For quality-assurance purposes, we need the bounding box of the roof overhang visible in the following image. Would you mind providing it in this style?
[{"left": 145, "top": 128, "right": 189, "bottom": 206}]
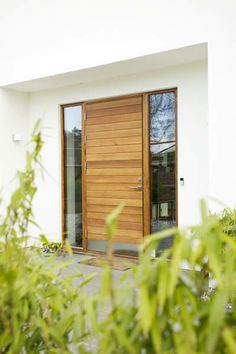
[{"left": 2, "top": 42, "right": 207, "bottom": 93}]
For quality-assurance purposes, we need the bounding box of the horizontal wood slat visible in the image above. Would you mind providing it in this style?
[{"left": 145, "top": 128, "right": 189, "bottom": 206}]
[
  {"left": 88, "top": 233, "right": 142, "bottom": 244},
  {"left": 87, "top": 204, "right": 142, "bottom": 215},
  {"left": 87, "top": 168, "right": 142, "bottom": 176},
  {"left": 87, "top": 190, "right": 142, "bottom": 200},
  {"left": 88, "top": 226, "right": 142, "bottom": 237},
  {"left": 87, "top": 144, "right": 141, "bottom": 154},
  {"left": 87, "top": 197, "right": 142, "bottom": 207},
  {"left": 86, "top": 136, "right": 142, "bottom": 147},
  {"left": 86, "top": 96, "right": 142, "bottom": 111},
  {"left": 86, "top": 120, "right": 141, "bottom": 133},
  {"left": 86, "top": 96, "right": 143, "bottom": 246},
  {"left": 87, "top": 218, "right": 142, "bottom": 231},
  {"left": 86, "top": 112, "right": 142, "bottom": 126},
  {"left": 86, "top": 176, "right": 142, "bottom": 184},
  {"left": 87, "top": 211, "right": 143, "bottom": 222},
  {"left": 87, "top": 183, "right": 141, "bottom": 191},
  {"left": 87, "top": 152, "right": 142, "bottom": 162},
  {"left": 87, "top": 160, "right": 142, "bottom": 169},
  {"left": 87, "top": 104, "right": 141, "bottom": 118},
  {"left": 87, "top": 128, "right": 141, "bottom": 140}
]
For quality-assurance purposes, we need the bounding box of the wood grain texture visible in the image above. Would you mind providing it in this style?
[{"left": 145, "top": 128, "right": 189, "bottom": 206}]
[
  {"left": 87, "top": 183, "right": 141, "bottom": 191},
  {"left": 87, "top": 104, "right": 141, "bottom": 118},
  {"left": 86, "top": 175, "right": 142, "bottom": 184},
  {"left": 86, "top": 120, "right": 141, "bottom": 133},
  {"left": 60, "top": 106, "right": 65, "bottom": 245},
  {"left": 87, "top": 128, "right": 141, "bottom": 140},
  {"left": 143, "top": 94, "right": 151, "bottom": 237},
  {"left": 87, "top": 152, "right": 142, "bottom": 162},
  {"left": 88, "top": 226, "right": 142, "bottom": 238},
  {"left": 87, "top": 144, "right": 141, "bottom": 154},
  {"left": 88, "top": 233, "right": 142, "bottom": 244},
  {"left": 82, "top": 103, "right": 87, "bottom": 250},
  {"left": 87, "top": 160, "right": 142, "bottom": 169},
  {"left": 85, "top": 95, "right": 144, "bottom": 246},
  {"left": 86, "top": 112, "right": 142, "bottom": 126},
  {"left": 86, "top": 136, "right": 142, "bottom": 147},
  {"left": 61, "top": 88, "right": 178, "bottom": 253},
  {"left": 87, "top": 218, "right": 142, "bottom": 231},
  {"left": 87, "top": 190, "right": 142, "bottom": 199},
  {"left": 87, "top": 167, "right": 142, "bottom": 176},
  {"left": 87, "top": 211, "right": 143, "bottom": 222},
  {"left": 86, "top": 96, "right": 142, "bottom": 111},
  {"left": 87, "top": 197, "right": 142, "bottom": 207},
  {"left": 87, "top": 204, "right": 142, "bottom": 215}
]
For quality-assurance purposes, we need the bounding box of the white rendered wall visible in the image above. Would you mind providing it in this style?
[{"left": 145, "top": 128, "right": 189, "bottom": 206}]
[
  {"left": 0, "top": 89, "right": 29, "bottom": 204},
  {"left": 1, "top": 0, "right": 235, "bottom": 213},
  {"left": 0, "top": 0, "right": 231, "bottom": 86},
  {"left": 28, "top": 60, "right": 207, "bottom": 241}
]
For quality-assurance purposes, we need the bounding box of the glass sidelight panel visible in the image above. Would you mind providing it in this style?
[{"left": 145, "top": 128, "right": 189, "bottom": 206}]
[
  {"left": 150, "top": 92, "right": 175, "bottom": 143},
  {"left": 149, "top": 92, "right": 176, "bottom": 250},
  {"left": 63, "top": 105, "right": 83, "bottom": 247},
  {"left": 151, "top": 143, "right": 176, "bottom": 231}
]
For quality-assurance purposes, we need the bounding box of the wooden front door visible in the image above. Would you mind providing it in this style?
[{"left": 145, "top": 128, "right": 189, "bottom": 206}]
[{"left": 84, "top": 95, "right": 144, "bottom": 249}]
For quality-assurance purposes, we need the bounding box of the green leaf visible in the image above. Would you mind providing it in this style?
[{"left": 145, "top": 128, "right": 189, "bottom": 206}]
[
  {"left": 64, "top": 239, "right": 73, "bottom": 256},
  {"left": 206, "top": 290, "right": 228, "bottom": 353},
  {"left": 223, "top": 327, "right": 236, "bottom": 354},
  {"left": 106, "top": 203, "right": 124, "bottom": 240},
  {"left": 40, "top": 234, "right": 48, "bottom": 244},
  {"left": 32, "top": 118, "right": 42, "bottom": 136},
  {"left": 168, "top": 232, "right": 184, "bottom": 297}
]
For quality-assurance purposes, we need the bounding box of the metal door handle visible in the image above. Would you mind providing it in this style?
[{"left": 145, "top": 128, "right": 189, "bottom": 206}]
[{"left": 128, "top": 185, "right": 143, "bottom": 190}]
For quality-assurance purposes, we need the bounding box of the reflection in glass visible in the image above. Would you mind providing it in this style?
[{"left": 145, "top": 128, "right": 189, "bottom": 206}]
[
  {"left": 149, "top": 92, "right": 175, "bottom": 143},
  {"left": 151, "top": 143, "right": 176, "bottom": 231},
  {"left": 149, "top": 92, "right": 176, "bottom": 251},
  {"left": 64, "top": 106, "right": 83, "bottom": 247}
]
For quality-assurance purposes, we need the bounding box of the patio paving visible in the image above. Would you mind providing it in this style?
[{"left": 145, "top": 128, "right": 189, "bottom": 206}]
[{"left": 58, "top": 253, "right": 128, "bottom": 296}]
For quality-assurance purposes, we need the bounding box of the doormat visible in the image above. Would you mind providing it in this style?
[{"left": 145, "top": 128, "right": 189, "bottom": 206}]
[
  {"left": 113, "top": 249, "right": 139, "bottom": 257},
  {"left": 79, "top": 256, "right": 137, "bottom": 271}
]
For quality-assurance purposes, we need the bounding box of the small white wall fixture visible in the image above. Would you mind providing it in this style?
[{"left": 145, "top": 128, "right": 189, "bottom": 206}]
[{"left": 12, "top": 133, "right": 22, "bottom": 142}]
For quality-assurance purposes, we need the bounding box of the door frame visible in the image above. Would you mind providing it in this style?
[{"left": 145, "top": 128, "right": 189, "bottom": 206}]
[
  {"left": 60, "top": 102, "right": 87, "bottom": 253},
  {"left": 60, "top": 88, "right": 178, "bottom": 253},
  {"left": 142, "top": 88, "right": 178, "bottom": 237}
]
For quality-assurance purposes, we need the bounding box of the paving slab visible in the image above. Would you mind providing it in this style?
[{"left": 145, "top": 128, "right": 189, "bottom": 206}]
[{"left": 57, "top": 253, "right": 126, "bottom": 296}]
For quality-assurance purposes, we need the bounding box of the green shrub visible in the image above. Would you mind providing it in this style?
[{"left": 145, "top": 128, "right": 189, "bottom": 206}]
[
  {"left": 0, "top": 122, "right": 236, "bottom": 353},
  {"left": 219, "top": 208, "right": 236, "bottom": 237},
  {"left": 88, "top": 203, "right": 236, "bottom": 354},
  {"left": 41, "top": 241, "right": 62, "bottom": 254},
  {"left": 0, "top": 122, "right": 94, "bottom": 353}
]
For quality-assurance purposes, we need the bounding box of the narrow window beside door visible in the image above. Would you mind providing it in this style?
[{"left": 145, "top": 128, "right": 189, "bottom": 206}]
[
  {"left": 63, "top": 105, "right": 83, "bottom": 247},
  {"left": 149, "top": 91, "right": 176, "bottom": 248}
]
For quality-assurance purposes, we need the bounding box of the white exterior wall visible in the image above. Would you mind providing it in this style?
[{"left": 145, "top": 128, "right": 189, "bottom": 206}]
[
  {"left": 0, "top": 1, "right": 232, "bottom": 86},
  {"left": 27, "top": 60, "right": 207, "bottom": 241},
  {"left": 0, "top": 89, "right": 29, "bottom": 203},
  {"left": 0, "top": 0, "right": 235, "bottom": 236}
]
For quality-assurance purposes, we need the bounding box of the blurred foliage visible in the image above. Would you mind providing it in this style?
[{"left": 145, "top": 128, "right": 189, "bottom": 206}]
[
  {"left": 92, "top": 202, "right": 236, "bottom": 354},
  {"left": 0, "top": 122, "right": 94, "bottom": 353},
  {"left": 218, "top": 208, "right": 236, "bottom": 238},
  {"left": 41, "top": 241, "right": 62, "bottom": 254},
  {"left": 0, "top": 122, "right": 236, "bottom": 353}
]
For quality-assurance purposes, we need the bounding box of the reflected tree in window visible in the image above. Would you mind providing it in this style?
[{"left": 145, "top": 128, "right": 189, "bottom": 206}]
[
  {"left": 150, "top": 92, "right": 175, "bottom": 143},
  {"left": 64, "top": 106, "right": 83, "bottom": 247},
  {"left": 149, "top": 92, "right": 176, "bottom": 251}
]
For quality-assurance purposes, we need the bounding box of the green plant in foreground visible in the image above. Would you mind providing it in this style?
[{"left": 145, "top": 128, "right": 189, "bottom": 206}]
[
  {"left": 219, "top": 208, "right": 236, "bottom": 238},
  {"left": 91, "top": 203, "right": 236, "bottom": 354},
  {"left": 0, "top": 122, "right": 94, "bottom": 353},
  {"left": 0, "top": 122, "right": 236, "bottom": 353}
]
